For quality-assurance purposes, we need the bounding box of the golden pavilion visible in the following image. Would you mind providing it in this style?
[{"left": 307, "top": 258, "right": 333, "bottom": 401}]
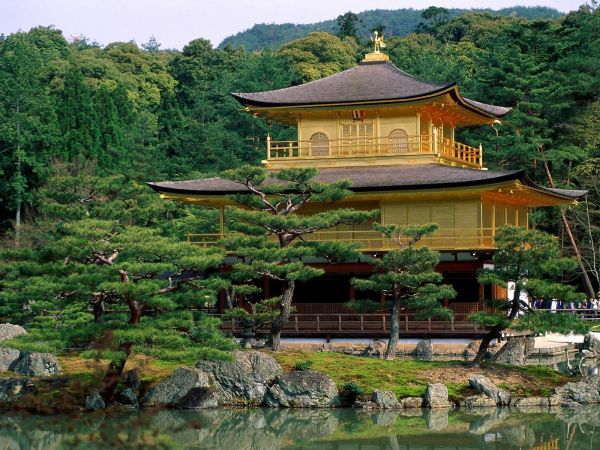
[{"left": 149, "top": 50, "right": 585, "bottom": 337}]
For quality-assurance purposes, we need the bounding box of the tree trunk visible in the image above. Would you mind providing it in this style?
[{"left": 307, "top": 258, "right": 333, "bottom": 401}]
[
  {"left": 471, "top": 324, "right": 503, "bottom": 366},
  {"left": 92, "top": 297, "right": 105, "bottom": 322},
  {"left": 14, "top": 206, "right": 21, "bottom": 248},
  {"left": 127, "top": 298, "right": 142, "bottom": 324},
  {"left": 542, "top": 160, "right": 595, "bottom": 298},
  {"left": 385, "top": 297, "right": 400, "bottom": 360},
  {"left": 471, "top": 286, "right": 522, "bottom": 366},
  {"left": 100, "top": 342, "right": 132, "bottom": 402},
  {"left": 269, "top": 279, "right": 295, "bottom": 351}
]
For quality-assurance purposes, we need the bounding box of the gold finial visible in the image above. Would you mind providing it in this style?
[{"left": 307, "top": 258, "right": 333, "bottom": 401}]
[
  {"left": 369, "top": 31, "right": 387, "bottom": 53},
  {"left": 363, "top": 31, "right": 389, "bottom": 62}
]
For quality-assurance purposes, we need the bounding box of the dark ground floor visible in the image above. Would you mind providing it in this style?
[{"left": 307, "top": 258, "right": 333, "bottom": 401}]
[{"left": 216, "top": 256, "right": 505, "bottom": 338}]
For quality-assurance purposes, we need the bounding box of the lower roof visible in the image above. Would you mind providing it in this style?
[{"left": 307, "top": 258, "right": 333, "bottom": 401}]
[{"left": 147, "top": 164, "right": 586, "bottom": 202}]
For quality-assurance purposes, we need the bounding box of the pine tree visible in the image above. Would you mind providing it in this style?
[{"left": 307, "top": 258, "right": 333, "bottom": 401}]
[
  {"left": 220, "top": 165, "right": 378, "bottom": 350},
  {"left": 0, "top": 173, "right": 236, "bottom": 403},
  {"left": 348, "top": 223, "right": 455, "bottom": 359},
  {"left": 470, "top": 225, "right": 588, "bottom": 365}
]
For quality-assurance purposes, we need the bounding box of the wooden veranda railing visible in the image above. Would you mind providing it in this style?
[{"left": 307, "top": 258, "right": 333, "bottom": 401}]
[
  {"left": 219, "top": 312, "right": 487, "bottom": 337},
  {"left": 266, "top": 135, "right": 483, "bottom": 168},
  {"left": 187, "top": 227, "right": 498, "bottom": 251}
]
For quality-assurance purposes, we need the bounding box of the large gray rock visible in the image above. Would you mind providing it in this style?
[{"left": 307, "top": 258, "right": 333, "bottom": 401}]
[
  {"left": 400, "top": 396, "right": 424, "bottom": 408},
  {"left": 85, "top": 392, "right": 105, "bottom": 410},
  {"left": 414, "top": 339, "right": 434, "bottom": 358},
  {"left": 511, "top": 397, "right": 551, "bottom": 409},
  {"left": 0, "top": 324, "right": 27, "bottom": 342},
  {"left": 424, "top": 383, "right": 452, "bottom": 408},
  {"left": 177, "top": 387, "right": 219, "bottom": 409},
  {"left": 0, "top": 347, "right": 20, "bottom": 372},
  {"left": 552, "top": 376, "right": 600, "bottom": 405},
  {"left": 371, "top": 390, "right": 401, "bottom": 409},
  {"left": 267, "top": 371, "right": 340, "bottom": 408},
  {"left": 117, "top": 388, "right": 139, "bottom": 407},
  {"left": 196, "top": 351, "right": 282, "bottom": 406},
  {"left": 463, "top": 340, "right": 480, "bottom": 357},
  {"left": 583, "top": 333, "right": 600, "bottom": 355},
  {"left": 363, "top": 340, "right": 387, "bottom": 358},
  {"left": 462, "top": 395, "right": 498, "bottom": 408},
  {"left": 492, "top": 337, "right": 535, "bottom": 366},
  {"left": 469, "top": 375, "right": 511, "bottom": 406},
  {"left": 0, "top": 378, "right": 34, "bottom": 402},
  {"left": 142, "top": 367, "right": 209, "bottom": 407},
  {"left": 11, "top": 352, "right": 61, "bottom": 377}
]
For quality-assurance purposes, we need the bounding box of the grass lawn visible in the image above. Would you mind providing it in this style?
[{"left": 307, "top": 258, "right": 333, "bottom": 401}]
[
  {"left": 4, "top": 350, "right": 568, "bottom": 403},
  {"left": 272, "top": 351, "right": 569, "bottom": 400}
]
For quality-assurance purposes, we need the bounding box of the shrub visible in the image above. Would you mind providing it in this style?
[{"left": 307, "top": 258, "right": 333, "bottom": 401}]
[{"left": 293, "top": 360, "right": 314, "bottom": 371}]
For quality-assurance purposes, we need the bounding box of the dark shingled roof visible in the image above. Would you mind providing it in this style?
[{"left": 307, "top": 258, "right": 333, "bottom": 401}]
[
  {"left": 147, "top": 164, "right": 586, "bottom": 200},
  {"left": 232, "top": 60, "right": 511, "bottom": 118}
]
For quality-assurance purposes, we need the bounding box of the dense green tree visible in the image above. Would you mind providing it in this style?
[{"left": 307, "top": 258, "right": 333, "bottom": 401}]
[
  {"left": 278, "top": 32, "right": 358, "bottom": 82},
  {"left": 470, "top": 226, "right": 587, "bottom": 365},
  {"left": 58, "top": 66, "right": 100, "bottom": 162},
  {"left": 348, "top": 224, "right": 455, "bottom": 359},
  {"left": 337, "top": 12, "right": 360, "bottom": 40},
  {"left": 220, "top": 166, "right": 378, "bottom": 350},
  {"left": 0, "top": 31, "right": 59, "bottom": 243},
  {"left": 416, "top": 7, "right": 451, "bottom": 36}
]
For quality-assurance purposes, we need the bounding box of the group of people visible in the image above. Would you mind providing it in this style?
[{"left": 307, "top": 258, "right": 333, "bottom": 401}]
[{"left": 530, "top": 296, "right": 600, "bottom": 312}]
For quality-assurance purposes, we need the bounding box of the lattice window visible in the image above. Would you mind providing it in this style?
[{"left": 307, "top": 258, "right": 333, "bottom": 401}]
[
  {"left": 388, "top": 128, "right": 409, "bottom": 153},
  {"left": 310, "top": 132, "right": 329, "bottom": 157}
]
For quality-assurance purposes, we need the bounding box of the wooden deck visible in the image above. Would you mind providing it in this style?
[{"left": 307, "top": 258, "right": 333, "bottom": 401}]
[{"left": 219, "top": 312, "right": 489, "bottom": 338}]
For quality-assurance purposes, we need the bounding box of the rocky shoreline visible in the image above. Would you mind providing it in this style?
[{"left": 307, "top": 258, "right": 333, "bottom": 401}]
[{"left": 2, "top": 322, "right": 600, "bottom": 413}]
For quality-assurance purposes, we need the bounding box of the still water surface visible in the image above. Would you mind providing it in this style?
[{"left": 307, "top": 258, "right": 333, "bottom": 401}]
[{"left": 1, "top": 406, "right": 599, "bottom": 449}]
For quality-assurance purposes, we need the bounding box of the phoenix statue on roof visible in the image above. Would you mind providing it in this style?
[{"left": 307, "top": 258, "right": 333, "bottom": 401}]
[{"left": 370, "top": 31, "right": 387, "bottom": 53}]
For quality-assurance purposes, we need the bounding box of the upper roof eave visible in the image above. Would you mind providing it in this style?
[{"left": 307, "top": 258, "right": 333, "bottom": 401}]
[{"left": 231, "top": 60, "right": 511, "bottom": 120}]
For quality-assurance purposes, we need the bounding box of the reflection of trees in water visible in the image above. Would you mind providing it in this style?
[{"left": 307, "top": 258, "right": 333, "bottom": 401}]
[{"left": 1, "top": 406, "right": 600, "bottom": 449}]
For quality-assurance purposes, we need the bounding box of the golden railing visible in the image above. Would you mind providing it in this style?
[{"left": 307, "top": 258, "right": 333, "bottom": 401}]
[
  {"left": 266, "top": 135, "right": 483, "bottom": 168},
  {"left": 187, "top": 227, "right": 497, "bottom": 251}
]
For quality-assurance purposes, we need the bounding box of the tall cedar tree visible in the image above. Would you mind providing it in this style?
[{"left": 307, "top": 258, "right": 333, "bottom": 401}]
[
  {"left": 348, "top": 223, "right": 455, "bottom": 359},
  {"left": 470, "top": 225, "right": 588, "bottom": 365},
  {"left": 221, "top": 166, "right": 378, "bottom": 350}
]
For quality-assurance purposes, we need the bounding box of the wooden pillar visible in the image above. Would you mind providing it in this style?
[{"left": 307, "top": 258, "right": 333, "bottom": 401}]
[
  {"left": 376, "top": 110, "right": 381, "bottom": 154},
  {"left": 491, "top": 203, "right": 496, "bottom": 237},
  {"left": 218, "top": 265, "right": 226, "bottom": 313},
  {"left": 416, "top": 113, "right": 421, "bottom": 152},
  {"left": 219, "top": 203, "right": 225, "bottom": 238}
]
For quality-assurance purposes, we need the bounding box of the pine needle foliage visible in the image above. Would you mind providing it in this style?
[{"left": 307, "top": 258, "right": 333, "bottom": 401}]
[
  {"left": 0, "top": 174, "right": 237, "bottom": 402},
  {"left": 349, "top": 223, "right": 455, "bottom": 359},
  {"left": 469, "top": 225, "right": 588, "bottom": 365},
  {"left": 220, "top": 165, "right": 379, "bottom": 350}
]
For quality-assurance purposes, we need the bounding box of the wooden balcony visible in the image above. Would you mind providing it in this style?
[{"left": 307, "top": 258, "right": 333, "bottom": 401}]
[
  {"left": 266, "top": 135, "right": 483, "bottom": 169},
  {"left": 187, "top": 227, "right": 497, "bottom": 251}
]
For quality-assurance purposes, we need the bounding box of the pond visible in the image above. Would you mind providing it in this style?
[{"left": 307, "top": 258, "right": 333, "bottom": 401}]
[{"left": 2, "top": 406, "right": 600, "bottom": 449}]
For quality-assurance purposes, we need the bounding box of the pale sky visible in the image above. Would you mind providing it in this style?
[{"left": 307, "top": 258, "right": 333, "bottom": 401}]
[{"left": 1, "top": 0, "right": 589, "bottom": 49}]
